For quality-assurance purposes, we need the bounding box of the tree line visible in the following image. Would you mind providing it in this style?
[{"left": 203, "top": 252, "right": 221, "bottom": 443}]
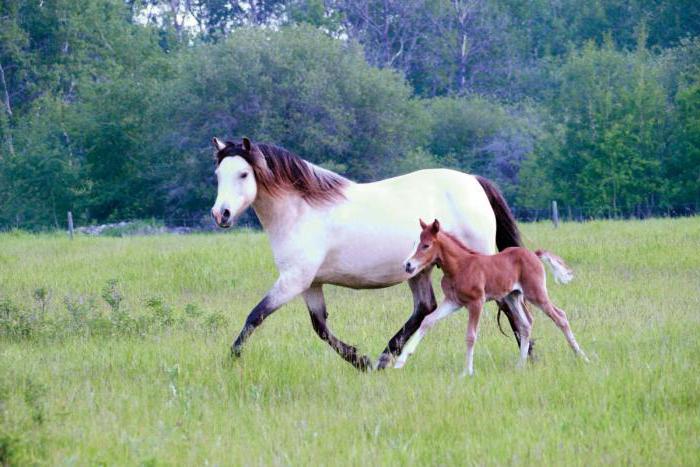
[{"left": 1, "top": 0, "right": 698, "bottom": 229}]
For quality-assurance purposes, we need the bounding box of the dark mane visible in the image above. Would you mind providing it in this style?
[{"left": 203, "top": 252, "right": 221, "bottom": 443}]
[
  {"left": 216, "top": 141, "right": 349, "bottom": 205},
  {"left": 440, "top": 231, "right": 481, "bottom": 255}
]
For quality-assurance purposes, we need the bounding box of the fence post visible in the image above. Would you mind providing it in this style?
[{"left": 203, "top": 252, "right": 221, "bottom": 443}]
[
  {"left": 552, "top": 201, "right": 559, "bottom": 228},
  {"left": 67, "top": 211, "right": 74, "bottom": 240}
]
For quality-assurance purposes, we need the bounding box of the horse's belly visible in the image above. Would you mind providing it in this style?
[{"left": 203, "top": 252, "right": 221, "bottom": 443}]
[{"left": 314, "top": 234, "right": 414, "bottom": 288}]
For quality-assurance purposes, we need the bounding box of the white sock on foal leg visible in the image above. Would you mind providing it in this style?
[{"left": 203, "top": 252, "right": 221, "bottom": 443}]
[
  {"left": 394, "top": 330, "right": 425, "bottom": 368},
  {"left": 394, "top": 300, "right": 460, "bottom": 369},
  {"left": 513, "top": 299, "right": 531, "bottom": 369}
]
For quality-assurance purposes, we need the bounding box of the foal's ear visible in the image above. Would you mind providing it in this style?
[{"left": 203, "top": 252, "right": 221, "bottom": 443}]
[
  {"left": 212, "top": 137, "right": 226, "bottom": 152},
  {"left": 431, "top": 219, "right": 440, "bottom": 234},
  {"left": 419, "top": 218, "right": 428, "bottom": 230}
]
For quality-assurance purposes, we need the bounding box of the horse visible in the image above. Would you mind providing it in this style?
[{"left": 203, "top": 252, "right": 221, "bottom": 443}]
[
  {"left": 396, "top": 219, "right": 588, "bottom": 375},
  {"left": 210, "top": 137, "right": 531, "bottom": 371}
]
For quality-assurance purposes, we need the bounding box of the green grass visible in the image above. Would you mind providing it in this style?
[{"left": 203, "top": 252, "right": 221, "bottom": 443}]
[{"left": 1, "top": 218, "right": 699, "bottom": 465}]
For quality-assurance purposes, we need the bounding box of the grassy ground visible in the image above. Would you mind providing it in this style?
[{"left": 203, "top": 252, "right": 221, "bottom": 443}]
[{"left": 1, "top": 218, "right": 699, "bottom": 465}]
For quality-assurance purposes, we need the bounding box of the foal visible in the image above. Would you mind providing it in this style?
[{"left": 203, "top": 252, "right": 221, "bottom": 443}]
[{"left": 395, "top": 219, "right": 588, "bottom": 375}]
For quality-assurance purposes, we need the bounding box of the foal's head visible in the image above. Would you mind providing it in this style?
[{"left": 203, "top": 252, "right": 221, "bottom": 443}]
[
  {"left": 404, "top": 219, "right": 442, "bottom": 276},
  {"left": 210, "top": 137, "right": 268, "bottom": 228}
]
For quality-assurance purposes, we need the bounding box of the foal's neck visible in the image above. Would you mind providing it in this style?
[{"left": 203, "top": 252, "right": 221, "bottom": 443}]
[{"left": 437, "top": 232, "right": 479, "bottom": 276}]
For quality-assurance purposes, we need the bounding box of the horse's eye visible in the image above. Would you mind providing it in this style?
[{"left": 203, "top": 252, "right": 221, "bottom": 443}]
[
  {"left": 240, "top": 172, "right": 248, "bottom": 179},
  {"left": 421, "top": 244, "right": 429, "bottom": 250}
]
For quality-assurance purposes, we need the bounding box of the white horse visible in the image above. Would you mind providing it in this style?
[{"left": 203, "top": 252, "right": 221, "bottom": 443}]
[{"left": 210, "top": 137, "right": 529, "bottom": 370}]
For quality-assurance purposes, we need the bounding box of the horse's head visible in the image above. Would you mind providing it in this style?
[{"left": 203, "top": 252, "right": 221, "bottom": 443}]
[
  {"left": 404, "top": 219, "right": 441, "bottom": 276},
  {"left": 210, "top": 137, "right": 268, "bottom": 228}
]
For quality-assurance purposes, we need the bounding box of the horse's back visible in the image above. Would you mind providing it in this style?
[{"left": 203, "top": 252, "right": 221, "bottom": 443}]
[{"left": 344, "top": 168, "right": 495, "bottom": 245}]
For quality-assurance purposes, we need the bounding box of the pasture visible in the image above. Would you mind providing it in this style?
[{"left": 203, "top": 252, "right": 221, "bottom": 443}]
[{"left": 1, "top": 218, "right": 699, "bottom": 465}]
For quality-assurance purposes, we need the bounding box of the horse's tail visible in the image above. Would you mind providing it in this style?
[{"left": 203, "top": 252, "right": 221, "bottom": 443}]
[
  {"left": 535, "top": 250, "right": 574, "bottom": 284},
  {"left": 475, "top": 176, "right": 526, "bottom": 342},
  {"left": 475, "top": 176, "right": 522, "bottom": 250}
]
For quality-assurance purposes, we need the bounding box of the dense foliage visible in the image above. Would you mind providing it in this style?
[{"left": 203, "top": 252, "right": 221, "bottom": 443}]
[{"left": 0, "top": 0, "right": 698, "bottom": 228}]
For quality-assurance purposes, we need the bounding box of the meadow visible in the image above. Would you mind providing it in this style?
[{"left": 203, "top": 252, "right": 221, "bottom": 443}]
[{"left": 1, "top": 218, "right": 699, "bottom": 465}]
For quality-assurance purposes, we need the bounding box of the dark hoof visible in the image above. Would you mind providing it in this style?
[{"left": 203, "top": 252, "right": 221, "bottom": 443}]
[
  {"left": 231, "top": 345, "right": 242, "bottom": 358},
  {"left": 527, "top": 339, "right": 537, "bottom": 361},
  {"left": 375, "top": 353, "right": 393, "bottom": 371},
  {"left": 355, "top": 355, "right": 373, "bottom": 372}
]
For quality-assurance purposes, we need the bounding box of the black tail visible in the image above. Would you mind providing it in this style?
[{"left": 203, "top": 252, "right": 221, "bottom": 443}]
[
  {"left": 475, "top": 175, "right": 521, "bottom": 250},
  {"left": 475, "top": 176, "right": 533, "bottom": 353}
]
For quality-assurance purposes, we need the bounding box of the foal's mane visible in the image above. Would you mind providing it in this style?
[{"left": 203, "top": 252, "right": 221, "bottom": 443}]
[
  {"left": 439, "top": 231, "right": 480, "bottom": 255},
  {"left": 217, "top": 141, "right": 349, "bottom": 205}
]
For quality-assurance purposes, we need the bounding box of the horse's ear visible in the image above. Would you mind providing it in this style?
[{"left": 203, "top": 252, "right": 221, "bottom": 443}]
[
  {"left": 212, "top": 137, "right": 226, "bottom": 151},
  {"left": 419, "top": 218, "right": 428, "bottom": 230},
  {"left": 431, "top": 219, "right": 440, "bottom": 234},
  {"left": 243, "top": 137, "right": 270, "bottom": 173}
]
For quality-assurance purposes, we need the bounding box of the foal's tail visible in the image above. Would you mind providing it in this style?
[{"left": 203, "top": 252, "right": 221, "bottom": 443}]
[{"left": 535, "top": 250, "right": 574, "bottom": 284}]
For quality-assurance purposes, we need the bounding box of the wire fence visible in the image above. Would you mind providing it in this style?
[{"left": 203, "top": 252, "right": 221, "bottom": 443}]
[
  {"left": 1, "top": 202, "right": 697, "bottom": 233},
  {"left": 511, "top": 203, "right": 699, "bottom": 223}
]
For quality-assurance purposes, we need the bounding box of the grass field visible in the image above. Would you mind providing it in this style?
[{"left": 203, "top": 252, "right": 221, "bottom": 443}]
[{"left": 1, "top": 218, "right": 699, "bottom": 465}]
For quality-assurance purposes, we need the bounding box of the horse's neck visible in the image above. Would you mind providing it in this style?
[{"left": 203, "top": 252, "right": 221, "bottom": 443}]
[{"left": 252, "top": 191, "right": 306, "bottom": 241}]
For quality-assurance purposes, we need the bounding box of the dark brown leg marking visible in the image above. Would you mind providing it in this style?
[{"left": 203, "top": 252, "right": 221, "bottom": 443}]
[
  {"left": 376, "top": 270, "right": 437, "bottom": 370},
  {"left": 305, "top": 286, "right": 372, "bottom": 371},
  {"left": 231, "top": 295, "right": 273, "bottom": 357}
]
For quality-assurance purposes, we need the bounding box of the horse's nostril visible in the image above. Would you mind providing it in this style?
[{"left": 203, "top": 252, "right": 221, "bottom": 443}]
[{"left": 222, "top": 209, "right": 231, "bottom": 222}]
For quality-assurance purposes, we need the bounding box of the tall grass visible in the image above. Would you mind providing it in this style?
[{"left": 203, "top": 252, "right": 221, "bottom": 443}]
[{"left": 1, "top": 218, "right": 699, "bottom": 465}]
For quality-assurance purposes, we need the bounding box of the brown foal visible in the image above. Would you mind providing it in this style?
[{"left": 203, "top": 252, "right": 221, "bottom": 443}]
[{"left": 396, "top": 219, "right": 588, "bottom": 375}]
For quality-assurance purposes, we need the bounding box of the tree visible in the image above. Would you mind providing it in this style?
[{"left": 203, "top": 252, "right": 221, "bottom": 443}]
[{"left": 546, "top": 38, "right": 668, "bottom": 213}]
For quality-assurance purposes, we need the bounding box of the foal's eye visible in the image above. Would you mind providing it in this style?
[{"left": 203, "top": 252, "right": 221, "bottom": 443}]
[
  {"left": 240, "top": 172, "right": 248, "bottom": 179},
  {"left": 421, "top": 244, "right": 429, "bottom": 250}
]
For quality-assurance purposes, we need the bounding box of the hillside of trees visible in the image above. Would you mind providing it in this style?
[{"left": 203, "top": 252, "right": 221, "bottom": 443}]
[{"left": 1, "top": 0, "right": 698, "bottom": 229}]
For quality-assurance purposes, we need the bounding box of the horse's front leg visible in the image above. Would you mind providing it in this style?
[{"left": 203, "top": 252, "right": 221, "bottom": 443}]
[
  {"left": 376, "top": 269, "right": 437, "bottom": 370},
  {"left": 231, "top": 273, "right": 310, "bottom": 357},
  {"left": 303, "top": 285, "right": 372, "bottom": 371}
]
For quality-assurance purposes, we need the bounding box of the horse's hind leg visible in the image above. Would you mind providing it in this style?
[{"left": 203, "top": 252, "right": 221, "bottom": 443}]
[
  {"left": 535, "top": 299, "right": 588, "bottom": 361},
  {"left": 376, "top": 269, "right": 437, "bottom": 370},
  {"left": 303, "top": 285, "right": 372, "bottom": 371},
  {"left": 505, "top": 293, "right": 532, "bottom": 368}
]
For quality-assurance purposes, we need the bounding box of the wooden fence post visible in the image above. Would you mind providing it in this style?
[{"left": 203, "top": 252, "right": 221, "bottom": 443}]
[
  {"left": 552, "top": 201, "right": 559, "bottom": 228},
  {"left": 67, "top": 211, "right": 74, "bottom": 240}
]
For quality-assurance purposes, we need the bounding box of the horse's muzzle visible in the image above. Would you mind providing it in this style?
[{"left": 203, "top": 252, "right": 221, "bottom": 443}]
[{"left": 212, "top": 207, "right": 233, "bottom": 228}]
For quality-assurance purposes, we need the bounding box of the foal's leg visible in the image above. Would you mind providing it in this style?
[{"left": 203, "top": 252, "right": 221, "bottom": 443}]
[
  {"left": 462, "top": 300, "right": 483, "bottom": 377},
  {"left": 303, "top": 285, "right": 372, "bottom": 371},
  {"left": 496, "top": 299, "right": 536, "bottom": 358},
  {"left": 394, "top": 300, "right": 461, "bottom": 369},
  {"left": 231, "top": 273, "right": 309, "bottom": 358},
  {"left": 377, "top": 269, "right": 437, "bottom": 370},
  {"left": 536, "top": 300, "right": 588, "bottom": 361}
]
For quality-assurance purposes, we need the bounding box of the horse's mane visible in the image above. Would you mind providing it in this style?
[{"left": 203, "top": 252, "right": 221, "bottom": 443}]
[
  {"left": 440, "top": 231, "right": 480, "bottom": 255},
  {"left": 217, "top": 141, "right": 349, "bottom": 205}
]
